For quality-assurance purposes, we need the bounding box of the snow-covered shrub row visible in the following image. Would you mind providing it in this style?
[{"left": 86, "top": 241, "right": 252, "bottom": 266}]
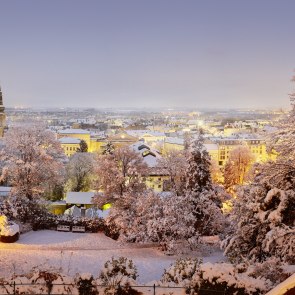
[
  {"left": 32, "top": 214, "right": 105, "bottom": 233},
  {"left": 0, "top": 257, "right": 141, "bottom": 295},
  {"left": 161, "top": 258, "right": 291, "bottom": 295},
  {"left": 0, "top": 199, "right": 106, "bottom": 233},
  {"left": 0, "top": 196, "right": 50, "bottom": 225}
]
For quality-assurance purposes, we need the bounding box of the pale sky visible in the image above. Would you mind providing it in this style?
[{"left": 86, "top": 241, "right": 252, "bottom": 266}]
[{"left": 0, "top": 0, "right": 295, "bottom": 109}]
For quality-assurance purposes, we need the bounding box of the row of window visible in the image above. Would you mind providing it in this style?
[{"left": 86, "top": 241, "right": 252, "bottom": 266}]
[{"left": 65, "top": 146, "right": 79, "bottom": 151}]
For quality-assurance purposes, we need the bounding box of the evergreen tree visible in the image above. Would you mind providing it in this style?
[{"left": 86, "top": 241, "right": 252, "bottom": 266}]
[
  {"left": 77, "top": 139, "right": 88, "bottom": 153},
  {"left": 103, "top": 141, "right": 115, "bottom": 155},
  {"left": 186, "top": 133, "right": 212, "bottom": 192}
]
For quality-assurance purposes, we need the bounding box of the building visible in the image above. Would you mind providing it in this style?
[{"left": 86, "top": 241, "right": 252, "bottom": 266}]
[
  {"left": 57, "top": 128, "right": 106, "bottom": 156},
  {"left": 131, "top": 142, "right": 169, "bottom": 192},
  {"left": 58, "top": 137, "right": 81, "bottom": 157},
  {"left": 0, "top": 86, "right": 6, "bottom": 137},
  {"left": 214, "top": 138, "right": 272, "bottom": 166}
]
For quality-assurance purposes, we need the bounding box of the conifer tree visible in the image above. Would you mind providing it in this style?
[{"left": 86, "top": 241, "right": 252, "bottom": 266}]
[
  {"left": 77, "top": 139, "right": 88, "bottom": 153},
  {"left": 103, "top": 141, "right": 115, "bottom": 155},
  {"left": 185, "top": 132, "right": 212, "bottom": 192}
]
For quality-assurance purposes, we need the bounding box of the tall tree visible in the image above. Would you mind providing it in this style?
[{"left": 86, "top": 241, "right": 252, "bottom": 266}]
[
  {"left": 94, "top": 146, "right": 147, "bottom": 199},
  {"left": 224, "top": 145, "right": 254, "bottom": 189},
  {"left": 151, "top": 135, "right": 225, "bottom": 252},
  {"left": 66, "top": 153, "right": 95, "bottom": 192},
  {"left": 186, "top": 133, "right": 212, "bottom": 192},
  {"left": 223, "top": 73, "right": 295, "bottom": 264},
  {"left": 0, "top": 125, "right": 65, "bottom": 200},
  {"left": 157, "top": 149, "right": 187, "bottom": 195}
]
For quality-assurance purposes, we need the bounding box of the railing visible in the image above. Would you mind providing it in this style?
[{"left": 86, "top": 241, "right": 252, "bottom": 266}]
[{"left": 0, "top": 282, "right": 229, "bottom": 295}]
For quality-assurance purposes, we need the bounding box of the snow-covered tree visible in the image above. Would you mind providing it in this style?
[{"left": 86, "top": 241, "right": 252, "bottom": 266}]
[
  {"left": 224, "top": 145, "right": 254, "bottom": 190},
  {"left": 183, "top": 134, "right": 225, "bottom": 236},
  {"left": 186, "top": 133, "right": 212, "bottom": 192},
  {"left": 263, "top": 72, "right": 295, "bottom": 189},
  {"left": 0, "top": 125, "right": 65, "bottom": 200},
  {"left": 65, "top": 152, "right": 95, "bottom": 192},
  {"left": 157, "top": 149, "right": 187, "bottom": 195},
  {"left": 94, "top": 146, "right": 147, "bottom": 199},
  {"left": 139, "top": 135, "right": 226, "bottom": 253},
  {"left": 210, "top": 159, "right": 223, "bottom": 185},
  {"left": 222, "top": 181, "right": 295, "bottom": 264},
  {"left": 222, "top": 76, "right": 295, "bottom": 264}
]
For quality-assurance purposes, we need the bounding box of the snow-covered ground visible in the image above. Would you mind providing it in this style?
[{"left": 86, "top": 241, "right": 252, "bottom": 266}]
[{"left": 0, "top": 230, "right": 225, "bottom": 284}]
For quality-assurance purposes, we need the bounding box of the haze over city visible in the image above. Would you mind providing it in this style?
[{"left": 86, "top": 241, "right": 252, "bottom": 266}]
[{"left": 1, "top": 0, "right": 295, "bottom": 109}]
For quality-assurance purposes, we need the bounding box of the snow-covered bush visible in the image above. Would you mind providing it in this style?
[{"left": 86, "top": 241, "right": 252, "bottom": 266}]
[
  {"left": 104, "top": 217, "right": 120, "bottom": 240},
  {"left": 161, "top": 259, "right": 273, "bottom": 295},
  {"left": 30, "top": 212, "right": 105, "bottom": 233},
  {"left": 0, "top": 196, "right": 50, "bottom": 225},
  {"left": 75, "top": 273, "right": 99, "bottom": 295},
  {"left": 99, "top": 257, "right": 138, "bottom": 295},
  {"left": 161, "top": 258, "right": 202, "bottom": 286},
  {"left": 0, "top": 215, "right": 19, "bottom": 243},
  {"left": 11, "top": 267, "right": 77, "bottom": 295},
  {"left": 0, "top": 278, "right": 11, "bottom": 295},
  {"left": 191, "top": 262, "right": 269, "bottom": 295},
  {"left": 246, "top": 258, "right": 291, "bottom": 287}
]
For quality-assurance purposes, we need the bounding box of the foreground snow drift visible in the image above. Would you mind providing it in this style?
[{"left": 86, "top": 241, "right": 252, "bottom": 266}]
[{"left": 0, "top": 230, "right": 225, "bottom": 283}]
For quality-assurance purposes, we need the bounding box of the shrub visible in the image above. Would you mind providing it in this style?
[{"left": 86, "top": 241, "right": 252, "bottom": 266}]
[
  {"left": 161, "top": 259, "right": 271, "bottom": 295},
  {"left": 75, "top": 273, "right": 99, "bottom": 295},
  {"left": 99, "top": 257, "right": 138, "bottom": 295}
]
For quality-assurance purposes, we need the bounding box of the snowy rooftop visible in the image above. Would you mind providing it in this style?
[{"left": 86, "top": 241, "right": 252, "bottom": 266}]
[
  {"left": 165, "top": 137, "right": 184, "bottom": 145},
  {"left": 65, "top": 192, "right": 96, "bottom": 205},
  {"left": 58, "top": 128, "right": 90, "bottom": 135},
  {"left": 59, "top": 137, "right": 81, "bottom": 144},
  {"left": 126, "top": 130, "right": 165, "bottom": 138},
  {"left": 0, "top": 186, "right": 11, "bottom": 197},
  {"left": 0, "top": 186, "right": 11, "bottom": 192},
  {"left": 204, "top": 143, "right": 219, "bottom": 151},
  {"left": 131, "top": 142, "right": 162, "bottom": 167}
]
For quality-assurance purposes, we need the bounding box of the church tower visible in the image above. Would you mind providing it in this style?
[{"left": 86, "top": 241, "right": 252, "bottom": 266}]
[{"left": 0, "top": 86, "right": 6, "bottom": 137}]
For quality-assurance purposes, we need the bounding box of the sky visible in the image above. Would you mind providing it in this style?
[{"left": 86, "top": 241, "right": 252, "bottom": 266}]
[{"left": 0, "top": 0, "right": 295, "bottom": 109}]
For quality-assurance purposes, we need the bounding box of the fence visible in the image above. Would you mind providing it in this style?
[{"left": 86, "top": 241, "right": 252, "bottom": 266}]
[{"left": 0, "top": 282, "right": 229, "bottom": 295}]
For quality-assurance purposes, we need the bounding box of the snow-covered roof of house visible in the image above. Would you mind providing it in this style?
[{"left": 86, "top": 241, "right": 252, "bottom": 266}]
[
  {"left": 65, "top": 192, "right": 96, "bottom": 205},
  {"left": 0, "top": 186, "right": 11, "bottom": 197},
  {"left": 59, "top": 137, "right": 81, "bottom": 144},
  {"left": 130, "top": 142, "right": 162, "bottom": 167},
  {"left": 165, "top": 137, "right": 184, "bottom": 145},
  {"left": 58, "top": 129, "right": 90, "bottom": 135},
  {"left": 0, "top": 186, "right": 11, "bottom": 192},
  {"left": 126, "top": 130, "right": 165, "bottom": 138},
  {"left": 204, "top": 143, "right": 219, "bottom": 151},
  {"left": 187, "top": 119, "right": 199, "bottom": 125}
]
